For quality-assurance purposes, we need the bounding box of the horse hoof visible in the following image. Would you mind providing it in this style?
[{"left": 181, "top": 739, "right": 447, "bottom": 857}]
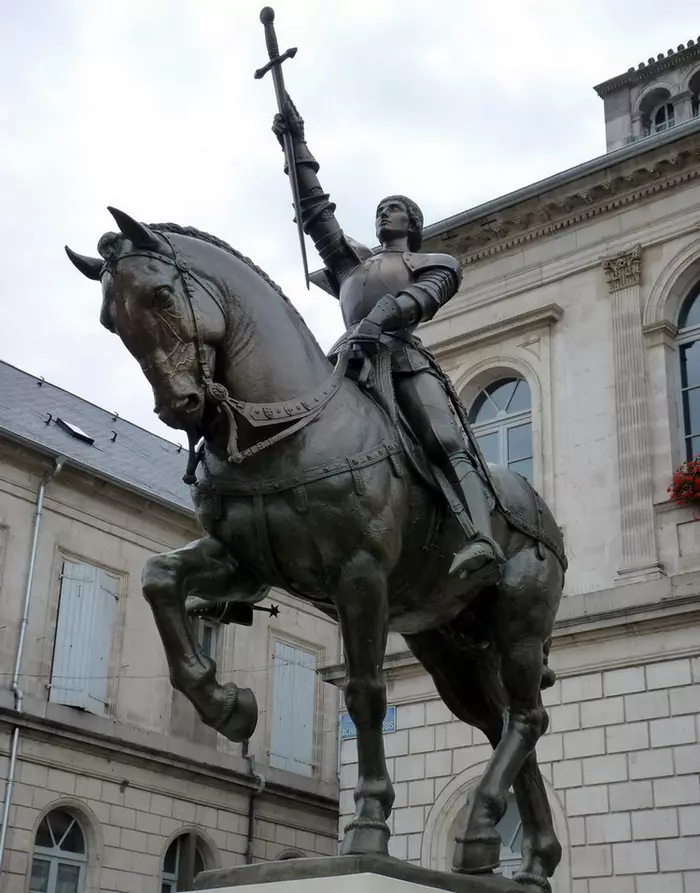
[
  {"left": 514, "top": 873, "right": 551, "bottom": 893},
  {"left": 213, "top": 684, "right": 258, "bottom": 742},
  {"left": 341, "top": 818, "right": 390, "bottom": 857},
  {"left": 452, "top": 835, "right": 501, "bottom": 874}
]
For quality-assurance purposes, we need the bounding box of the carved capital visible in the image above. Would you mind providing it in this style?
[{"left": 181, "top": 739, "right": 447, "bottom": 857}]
[{"left": 603, "top": 245, "right": 642, "bottom": 293}]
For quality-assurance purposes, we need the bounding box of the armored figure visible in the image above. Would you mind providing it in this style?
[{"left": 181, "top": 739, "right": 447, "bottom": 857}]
[{"left": 272, "top": 99, "right": 504, "bottom": 581}]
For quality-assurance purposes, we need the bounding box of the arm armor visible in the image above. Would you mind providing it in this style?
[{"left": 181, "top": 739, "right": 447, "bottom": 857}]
[
  {"left": 284, "top": 141, "right": 357, "bottom": 282},
  {"left": 364, "top": 267, "right": 460, "bottom": 332}
]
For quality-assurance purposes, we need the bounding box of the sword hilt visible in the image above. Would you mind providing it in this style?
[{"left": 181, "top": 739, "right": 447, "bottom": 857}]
[{"left": 260, "top": 7, "right": 279, "bottom": 59}]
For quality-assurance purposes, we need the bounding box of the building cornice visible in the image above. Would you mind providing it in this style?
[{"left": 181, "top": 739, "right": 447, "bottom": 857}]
[
  {"left": 594, "top": 39, "right": 700, "bottom": 96},
  {"left": 420, "top": 119, "right": 700, "bottom": 266},
  {"left": 0, "top": 699, "right": 338, "bottom": 815}
]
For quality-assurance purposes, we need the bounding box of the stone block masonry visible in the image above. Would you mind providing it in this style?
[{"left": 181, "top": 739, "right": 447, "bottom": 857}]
[{"left": 338, "top": 655, "right": 700, "bottom": 890}]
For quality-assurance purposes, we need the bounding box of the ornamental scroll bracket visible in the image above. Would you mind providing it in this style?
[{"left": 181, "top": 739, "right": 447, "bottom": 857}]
[{"left": 603, "top": 244, "right": 642, "bottom": 294}]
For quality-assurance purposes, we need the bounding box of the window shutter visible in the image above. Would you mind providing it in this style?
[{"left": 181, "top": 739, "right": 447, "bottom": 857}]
[
  {"left": 85, "top": 569, "right": 118, "bottom": 714},
  {"left": 270, "top": 643, "right": 316, "bottom": 776},
  {"left": 50, "top": 562, "right": 117, "bottom": 715}
]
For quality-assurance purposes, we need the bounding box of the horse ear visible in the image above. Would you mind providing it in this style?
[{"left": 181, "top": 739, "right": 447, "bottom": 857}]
[
  {"left": 107, "top": 206, "right": 160, "bottom": 250},
  {"left": 65, "top": 246, "right": 103, "bottom": 281}
]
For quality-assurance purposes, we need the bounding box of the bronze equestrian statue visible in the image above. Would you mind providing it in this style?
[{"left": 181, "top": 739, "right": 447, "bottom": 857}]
[
  {"left": 66, "top": 199, "right": 565, "bottom": 890},
  {"left": 63, "top": 10, "right": 564, "bottom": 890}
]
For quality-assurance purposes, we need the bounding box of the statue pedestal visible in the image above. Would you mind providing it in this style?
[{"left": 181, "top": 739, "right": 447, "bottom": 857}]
[{"left": 191, "top": 855, "right": 522, "bottom": 893}]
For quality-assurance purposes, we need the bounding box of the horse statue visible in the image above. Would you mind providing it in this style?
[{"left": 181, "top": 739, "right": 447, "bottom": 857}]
[{"left": 66, "top": 208, "right": 566, "bottom": 891}]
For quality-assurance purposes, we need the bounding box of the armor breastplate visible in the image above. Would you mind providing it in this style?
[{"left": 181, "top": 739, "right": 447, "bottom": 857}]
[{"left": 339, "top": 250, "right": 414, "bottom": 328}]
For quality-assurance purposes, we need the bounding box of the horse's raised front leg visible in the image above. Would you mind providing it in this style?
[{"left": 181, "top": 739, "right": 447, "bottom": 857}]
[
  {"left": 142, "top": 536, "right": 258, "bottom": 742},
  {"left": 335, "top": 551, "right": 394, "bottom": 857}
]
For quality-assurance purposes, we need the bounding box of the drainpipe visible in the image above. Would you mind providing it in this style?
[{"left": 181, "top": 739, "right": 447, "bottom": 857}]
[
  {"left": 0, "top": 456, "right": 65, "bottom": 873},
  {"left": 242, "top": 740, "right": 266, "bottom": 864}
]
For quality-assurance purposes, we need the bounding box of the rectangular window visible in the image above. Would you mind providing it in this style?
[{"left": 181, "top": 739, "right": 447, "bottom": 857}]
[
  {"left": 50, "top": 560, "right": 119, "bottom": 716},
  {"left": 195, "top": 618, "right": 218, "bottom": 661},
  {"left": 269, "top": 641, "right": 317, "bottom": 776}
]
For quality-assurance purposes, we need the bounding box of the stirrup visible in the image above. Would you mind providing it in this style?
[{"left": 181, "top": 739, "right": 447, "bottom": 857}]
[{"left": 449, "top": 536, "right": 504, "bottom": 582}]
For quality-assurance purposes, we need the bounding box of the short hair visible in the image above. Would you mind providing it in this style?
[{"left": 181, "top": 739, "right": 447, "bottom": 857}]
[{"left": 377, "top": 195, "right": 424, "bottom": 251}]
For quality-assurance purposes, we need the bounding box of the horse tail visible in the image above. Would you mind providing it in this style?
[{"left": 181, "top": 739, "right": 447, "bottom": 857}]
[{"left": 541, "top": 636, "right": 556, "bottom": 690}]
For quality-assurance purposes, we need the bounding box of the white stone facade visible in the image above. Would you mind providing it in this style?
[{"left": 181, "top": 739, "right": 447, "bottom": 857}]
[{"left": 327, "top": 52, "right": 700, "bottom": 893}]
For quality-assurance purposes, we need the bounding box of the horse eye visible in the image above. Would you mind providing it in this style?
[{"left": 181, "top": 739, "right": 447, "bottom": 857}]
[{"left": 153, "top": 286, "right": 174, "bottom": 307}]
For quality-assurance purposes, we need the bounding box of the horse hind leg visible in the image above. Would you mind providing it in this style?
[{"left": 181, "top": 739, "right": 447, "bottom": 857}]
[
  {"left": 454, "top": 552, "right": 562, "bottom": 889},
  {"left": 142, "top": 536, "right": 257, "bottom": 742},
  {"left": 512, "top": 746, "right": 562, "bottom": 892}
]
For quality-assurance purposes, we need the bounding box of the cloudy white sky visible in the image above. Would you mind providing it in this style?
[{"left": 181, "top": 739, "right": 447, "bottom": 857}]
[{"left": 1, "top": 1, "right": 698, "bottom": 443}]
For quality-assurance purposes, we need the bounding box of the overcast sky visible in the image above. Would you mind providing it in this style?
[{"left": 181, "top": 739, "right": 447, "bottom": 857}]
[{"left": 1, "top": 1, "right": 698, "bottom": 444}]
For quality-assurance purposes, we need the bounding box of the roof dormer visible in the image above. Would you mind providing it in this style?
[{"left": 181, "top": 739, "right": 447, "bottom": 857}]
[{"left": 594, "top": 38, "right": 700, "bottom": 151}]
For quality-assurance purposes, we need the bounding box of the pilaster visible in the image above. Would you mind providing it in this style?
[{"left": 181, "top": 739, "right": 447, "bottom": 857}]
[{"left": 602, "top": 245, "right": 663, "bottom": 581}]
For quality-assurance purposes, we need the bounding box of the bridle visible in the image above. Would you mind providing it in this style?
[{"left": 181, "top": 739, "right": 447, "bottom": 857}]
[{"left": 107, "top": 234, "right": 347, "bottom": 484}]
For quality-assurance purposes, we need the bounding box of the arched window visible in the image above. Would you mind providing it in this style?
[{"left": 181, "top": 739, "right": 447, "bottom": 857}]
[
  {"left": 689, "top": 69, "right": 700, "bottom": 118},
  {"left": 29, "top": 809, "right": 87, "bottom": 893},
  {"left": 161, "top": 833, "right": 207, "bottom": 892},
  {"left": 653, "top": 102, "right": 675, "bottom": 133},
  {"left": 468, "top": 377, "right": 533, "bottom": 482},
  {"left": 678, "top": 282, "right": 700, "bottom": 461}
]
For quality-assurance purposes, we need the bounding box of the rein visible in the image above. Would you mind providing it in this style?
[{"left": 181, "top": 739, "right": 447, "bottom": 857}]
[{"left": 110, "top": 235, "right": 347, "bottom": 484}]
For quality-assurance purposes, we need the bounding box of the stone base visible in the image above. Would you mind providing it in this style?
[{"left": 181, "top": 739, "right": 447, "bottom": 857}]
[{"left": 191, "top": 855, "right": 522, "bottom": 892}]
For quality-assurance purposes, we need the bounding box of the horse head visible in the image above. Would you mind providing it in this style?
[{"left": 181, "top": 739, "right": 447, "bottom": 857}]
[{"left": 66, "top": 208, "right": 226, "bottom": 435}]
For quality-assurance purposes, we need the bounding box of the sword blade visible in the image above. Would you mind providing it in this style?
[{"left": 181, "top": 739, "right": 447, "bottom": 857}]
[{"left": 257, "top": 8, "right": 310, "bottom": 288}]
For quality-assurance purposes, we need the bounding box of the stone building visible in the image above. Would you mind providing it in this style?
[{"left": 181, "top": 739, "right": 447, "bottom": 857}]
[
  {"left": 0, "top": 361, "right": 340, "bottom": 893},
  {"left": 324, "top": 38, "right": 700, "bottom": 893}
]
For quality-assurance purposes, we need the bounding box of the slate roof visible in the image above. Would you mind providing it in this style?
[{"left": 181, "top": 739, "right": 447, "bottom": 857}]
[{"left": 0, "top": 360, "right": 193, "bottom": 515}]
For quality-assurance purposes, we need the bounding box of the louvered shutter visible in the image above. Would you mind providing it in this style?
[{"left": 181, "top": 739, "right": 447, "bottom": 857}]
[
  {"left": 50, "top": 562, "right": 117, "bottom": 715},
  {"left": 270, "top": 643, "right": 316, "bottom": 776},
  {"left": 85, "top": 569, "right": 118, "bottom": 713}
]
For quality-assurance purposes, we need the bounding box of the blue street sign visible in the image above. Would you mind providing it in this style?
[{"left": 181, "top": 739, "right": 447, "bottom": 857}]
[{"left": 340, "top": 706, "right": 397, "bottom": 741}]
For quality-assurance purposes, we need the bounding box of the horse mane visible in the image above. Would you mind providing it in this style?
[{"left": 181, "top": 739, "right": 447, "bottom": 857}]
[
  {"left": 99, "top": 220, "right": 320, "bottom": 349},
  {"left": 148, "top": 222, "right": 309, "bottom": 327}
]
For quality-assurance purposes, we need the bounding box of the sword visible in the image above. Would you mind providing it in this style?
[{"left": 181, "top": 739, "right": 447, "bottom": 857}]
[{"left": 254, "top": 7, "right": 310, "bottom": 289}]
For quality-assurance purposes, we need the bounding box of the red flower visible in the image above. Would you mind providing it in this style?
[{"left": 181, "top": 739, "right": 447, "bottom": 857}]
[{"left": 668, "top": 457, "right": 700, "bottom": 505}]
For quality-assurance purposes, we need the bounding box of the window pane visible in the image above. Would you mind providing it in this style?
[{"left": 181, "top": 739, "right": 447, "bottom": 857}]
[
  {"left": 507, "top": 423, "right": 532, "bottom": 462},
  {"left": 680, "top": 291, "right": 700, "bottom": 329},
  {"left": 497, "top": 799, "right": 522, "bottom": 852},
  {"left": 200, "top": 624, "right": 213, "bottom": 658},
  {"left": 48, "top": 812, "right": 73, "bottom": 850},
  {"left": 681, "top": 342, "right": 700, "bottom": 387},
  {"left": 29, "top": 858, "right": 50, "bottom": 893},
  {"left": 34, "top": 817, "right": 53, "bottom": 849},
  {"left": 163, "top": 838, "right": 179, "bottom": 874},
  {"left": 683, "top": 387, "right": 700, "bottom": 437},
  {"left": 476, "top": 431, "right": 500, "bottom": 465},
  {"left": 60, "top": 819, "right": 85, "bottom": 854},
  {"left": 506, "top": 379, "right": 531, "bottom": 414},
  {"left": 508, "top": 458, "right": 533, "bottom": 481},
  {"left": 487, "top": 379, "right": 518, "bottom": 412},
  {"left": 469, "top": 390, "right": 498, "bottom": 424},
  {"left": 687, "top": 435, "right": 700, "bottom": 461},
  {"left": 56, "top": 863, "right": 81, "bottom": 893}
]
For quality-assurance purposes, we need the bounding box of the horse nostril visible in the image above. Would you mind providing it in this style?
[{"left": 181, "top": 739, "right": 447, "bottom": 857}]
[{"left": 184, "top": 393, "right": 201, "bottom": 411}]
